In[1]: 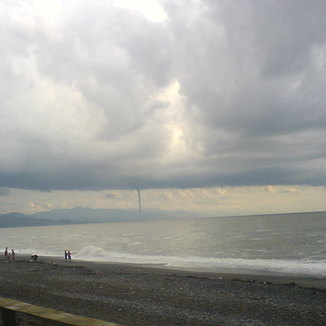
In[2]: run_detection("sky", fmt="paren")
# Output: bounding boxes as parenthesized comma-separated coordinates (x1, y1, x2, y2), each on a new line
(1, 0, 326, 216)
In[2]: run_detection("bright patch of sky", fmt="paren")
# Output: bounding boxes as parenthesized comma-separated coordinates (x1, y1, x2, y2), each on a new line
(112, 0, 168, 22)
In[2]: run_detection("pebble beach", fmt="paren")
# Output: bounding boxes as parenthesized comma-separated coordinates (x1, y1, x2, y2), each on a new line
(0, 255, 325, 326)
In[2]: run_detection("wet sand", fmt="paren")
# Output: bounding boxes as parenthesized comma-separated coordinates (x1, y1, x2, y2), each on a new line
(0, 255, 325, 325)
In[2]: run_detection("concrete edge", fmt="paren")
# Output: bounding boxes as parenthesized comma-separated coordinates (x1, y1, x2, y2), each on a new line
(0, 296, 122, 326)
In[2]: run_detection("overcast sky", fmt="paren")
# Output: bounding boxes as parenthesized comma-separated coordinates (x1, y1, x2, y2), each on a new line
(1, 0, 326, 215)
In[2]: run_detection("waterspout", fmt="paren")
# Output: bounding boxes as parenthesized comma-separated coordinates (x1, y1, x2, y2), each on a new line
(136, 189, 142, 218)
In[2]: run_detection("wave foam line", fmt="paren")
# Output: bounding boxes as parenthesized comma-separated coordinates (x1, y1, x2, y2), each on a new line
(73, 246, 326, 277)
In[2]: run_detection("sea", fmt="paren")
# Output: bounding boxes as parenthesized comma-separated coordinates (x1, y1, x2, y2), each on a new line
(1, 212, 326, 277)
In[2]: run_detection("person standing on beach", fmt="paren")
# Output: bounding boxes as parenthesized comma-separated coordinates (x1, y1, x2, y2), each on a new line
(68, 250, 71, 260)
(11, 249, 15, 260)
(4, 247, 8, 260)
(64, 250, 68, 260)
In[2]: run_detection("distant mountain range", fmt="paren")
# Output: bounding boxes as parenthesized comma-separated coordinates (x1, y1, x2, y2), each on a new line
(0, 207, 196, 228)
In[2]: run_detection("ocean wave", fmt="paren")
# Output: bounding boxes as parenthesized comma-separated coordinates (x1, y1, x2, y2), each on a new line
(74, 245, 107, 258)
(73, 246, 326, 277)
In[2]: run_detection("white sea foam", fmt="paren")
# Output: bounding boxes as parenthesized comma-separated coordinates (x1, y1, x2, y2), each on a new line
(73, 245, 326, 277)
(74, 245, 107, 258)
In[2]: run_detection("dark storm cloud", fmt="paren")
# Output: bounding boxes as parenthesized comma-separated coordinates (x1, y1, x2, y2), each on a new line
(0, 0, 326, 191)
(165, 0, 326, 134)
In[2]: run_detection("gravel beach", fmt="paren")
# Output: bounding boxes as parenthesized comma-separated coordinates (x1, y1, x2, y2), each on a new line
(0, 255, 325, 326)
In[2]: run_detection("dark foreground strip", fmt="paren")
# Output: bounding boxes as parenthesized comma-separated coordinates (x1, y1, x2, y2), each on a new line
(0, 296, 121, 326)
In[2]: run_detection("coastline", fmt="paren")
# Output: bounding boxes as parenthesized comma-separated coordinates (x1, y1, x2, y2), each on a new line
(1, 254, 325, 325)
(41, 254, 326, 290)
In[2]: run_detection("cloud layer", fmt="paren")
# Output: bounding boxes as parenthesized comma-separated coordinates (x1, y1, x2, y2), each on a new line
(1, 0, 326, 191)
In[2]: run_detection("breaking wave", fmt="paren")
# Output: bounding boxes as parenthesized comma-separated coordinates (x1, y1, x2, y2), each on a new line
(74, 245, 326, 277)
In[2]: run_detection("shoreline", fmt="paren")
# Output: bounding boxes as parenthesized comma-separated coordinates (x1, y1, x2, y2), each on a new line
(12, 247, 326, 278)
(1, 254, 326, 325)
(29, 254, 326, 290)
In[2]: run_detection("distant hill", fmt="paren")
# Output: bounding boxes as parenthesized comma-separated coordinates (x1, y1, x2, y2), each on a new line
(1, 208, 325, 228)
(0, 207, 196, 228)
(0, 212, 74, 228)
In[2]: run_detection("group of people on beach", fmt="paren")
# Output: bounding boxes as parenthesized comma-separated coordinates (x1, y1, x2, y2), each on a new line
(4, 247, 74, 262)
(4, 247, 15, 260)
(4, 247, 73, 261)
(64, 250, 72, 260)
